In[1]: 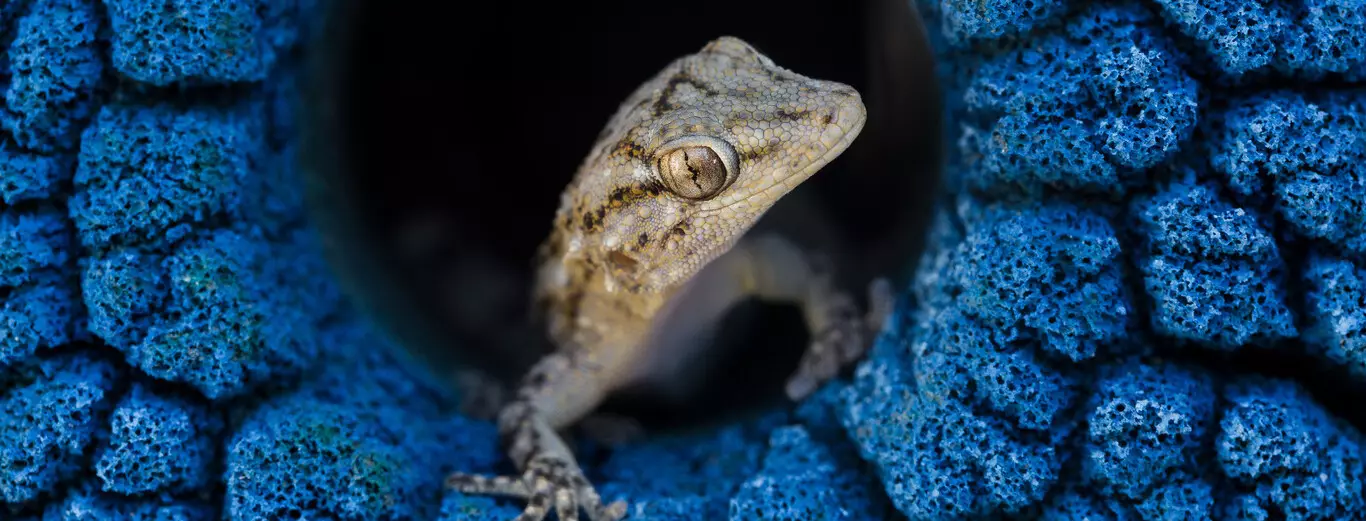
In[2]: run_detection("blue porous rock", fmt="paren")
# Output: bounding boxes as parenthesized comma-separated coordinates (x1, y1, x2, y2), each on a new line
(2, 0, 105, 153)
(225, 396, 437, 520)
(1207, 90, 1366, 254)
(1217, 377, 1366, 519)
(728, 425, 887, 520)
(958, 3, 1199, 198)
(1078, 359, 1219, 518)
(1129, 173, 1298, 350)
(103, 0, 307, 86)
(0, 272, 81, 366)
(0, 208, 73, 289)
(0, 149, 70, 205)
(0, 351, 121, 506)
(0, 208, 79, 365)
(69, 102, 263, 251)
(1302, 252, 1366, 379)
(226, 321, 480, 521)
(78, 247, 166, 350)
(81, 226, 323, 399)
(589, 412, 786, 519)
(437, 495, 525, 521)
(937, 0, 1068, 46)
(40, 478, 213, 521)
(1149, 0, 1366, 81)
(93, 382, 223, 495)
(839, 199, 1138, 519)
(945, 202, 1133, 363)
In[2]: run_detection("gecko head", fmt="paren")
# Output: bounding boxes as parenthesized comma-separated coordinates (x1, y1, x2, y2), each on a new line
(551, 36, 866, 292)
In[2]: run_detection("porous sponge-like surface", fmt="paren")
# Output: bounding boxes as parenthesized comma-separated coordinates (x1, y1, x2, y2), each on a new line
(833, 0, 1366, 519)
(2, 0, 1365, 520)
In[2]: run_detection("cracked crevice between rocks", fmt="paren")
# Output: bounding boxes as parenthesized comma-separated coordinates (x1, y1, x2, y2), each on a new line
(306, 0, 941, 432)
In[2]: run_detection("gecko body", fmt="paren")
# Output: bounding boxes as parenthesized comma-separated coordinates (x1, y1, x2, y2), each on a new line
(445, 36, 891, 521)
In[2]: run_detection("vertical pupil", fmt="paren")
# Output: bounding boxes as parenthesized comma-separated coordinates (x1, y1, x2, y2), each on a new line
(684, 147, 721, 188)
(661, 145, 727, 199)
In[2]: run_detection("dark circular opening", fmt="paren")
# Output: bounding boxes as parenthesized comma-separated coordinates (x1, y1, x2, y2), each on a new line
(308, 0, 943, 430)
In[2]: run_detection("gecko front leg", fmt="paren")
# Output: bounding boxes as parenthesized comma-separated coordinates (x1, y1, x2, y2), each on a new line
(726, 234, 895, 401)
(445, 350, 628, 521)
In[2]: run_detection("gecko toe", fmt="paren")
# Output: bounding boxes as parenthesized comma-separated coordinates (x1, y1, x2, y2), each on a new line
(554, 486, 578, 521)
(446, 472, 530, 497)
(865, 276, 895, 332)
(445, 457, 623, 521)
(785, 278, 889, 401)
(785, 319, 863, 400)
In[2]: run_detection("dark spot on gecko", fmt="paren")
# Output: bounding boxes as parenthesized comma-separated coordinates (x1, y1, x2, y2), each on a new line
(774, 108, 808, 121)
(821, 111, 834, 125)
(581, 209, 603, 231)
(741, 147, 772, 161)
(652, 72, 718, 116)
(610, 139, 646, 160)
(636, 232, 650, 248)
(606, 180, 664, 207)
(669, 220, 690, 237)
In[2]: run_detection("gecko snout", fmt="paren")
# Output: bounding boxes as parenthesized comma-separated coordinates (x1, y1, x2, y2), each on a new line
(816, 85, 867, 152)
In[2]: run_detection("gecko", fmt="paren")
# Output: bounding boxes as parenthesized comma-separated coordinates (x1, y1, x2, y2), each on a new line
(444, 36, 893, 521)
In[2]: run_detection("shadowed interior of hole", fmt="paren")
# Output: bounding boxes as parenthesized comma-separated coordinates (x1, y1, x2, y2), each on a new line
(329, 0, 943, 430)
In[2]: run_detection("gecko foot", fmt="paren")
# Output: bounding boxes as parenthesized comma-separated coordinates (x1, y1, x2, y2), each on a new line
(446, 457, 628, 521)
(784, 276, 896, 401)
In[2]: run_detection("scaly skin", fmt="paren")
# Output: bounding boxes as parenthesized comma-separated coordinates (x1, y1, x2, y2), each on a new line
(445, 36, 890, 521)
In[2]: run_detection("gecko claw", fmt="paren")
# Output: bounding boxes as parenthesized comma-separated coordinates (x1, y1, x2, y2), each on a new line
(445, 456, 627, 521)
(784, 276, 896, 402)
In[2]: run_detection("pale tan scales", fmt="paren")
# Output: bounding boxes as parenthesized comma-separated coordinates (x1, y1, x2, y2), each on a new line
(445, 36, 892, 521)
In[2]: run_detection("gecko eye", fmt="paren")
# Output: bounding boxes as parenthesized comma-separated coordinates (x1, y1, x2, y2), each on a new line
(655, 136, 739, 200)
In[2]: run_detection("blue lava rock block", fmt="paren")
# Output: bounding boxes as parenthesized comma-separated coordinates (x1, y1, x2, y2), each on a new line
(841, 304, 1071, 520)
(590, 412, 787, 519)
(1081, 360, 1218, 513)
(93, 381, 222, 495)
(945, 202, 1133, 362)
(0, 208, 73, 288)
(0, 351, 121, 506)
(41, 478, 214, 521)
(1217, 377, 1366, 519)
(79, 246, 167, 350)
(0, 208, 80, 366)
(1208, 90, 1366, 255)
(1151, 0, 1366, 81)
(1130, 173, 1298, 349)
(224, 395, 440, 521)
(0, 272, 81, 366)
(2, 0, 105, 153)
(123, 227, 319, 399)
(937, 0, 1068, 46)
(0, 148, 71, 205)
(1302, 252, 1366, 379)
(958, 3, 1199, 198)
(104, 0, 285, 86)
(69, 102, 262, 251)
(728, 425, 883, 521)
(437, 495, 525, 521)
(227, 321, 483, 521)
